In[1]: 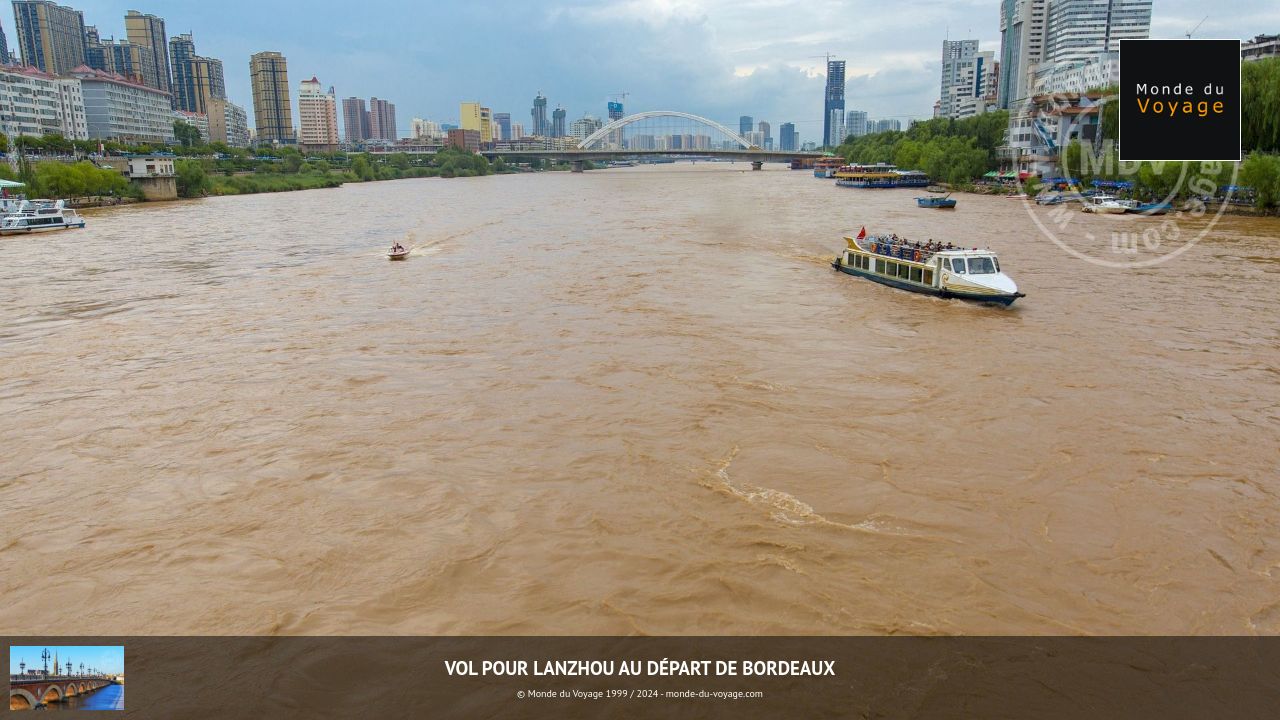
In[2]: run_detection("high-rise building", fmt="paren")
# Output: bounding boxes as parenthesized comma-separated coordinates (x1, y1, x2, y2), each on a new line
(368, 97, 395, 141)
(509, 121, 524, 139)
(778, 122, 797, 152)
(531, 92, 547, 136)
(207, 96, 250, 147)
(0, 17, 9, 64)
(823, 58, 845, 147)
(298, 76, 338, 152)
(342, 97, 369, 142)
(83, 24, 107, 71)
(480, 106, 492, 144)
(459, 101, 481, 135)
(872, 118, 901, 133)
(410, 118, 441, 140)
(997, 0, 1048, 109)
(738, 115, 752, 137)
(939, 39, 996, 119)
(756, 120, 771, 150)
(1044, 0, 1151, 66)
(843, 110, 868, 139)
(13, 0, 87, 75)
(249, 51, 294, 144)
(106, 39, 160, 91)
(551, 106, 566, 137)
(169, 33, 194, 110)
(124, 10, 170, 95)
(569, 115, 602, 142)
(493, 112, 510, 141)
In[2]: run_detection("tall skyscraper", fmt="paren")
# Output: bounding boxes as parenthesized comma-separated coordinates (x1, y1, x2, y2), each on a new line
(551, 106, 566, 137)
(342, 97, 369, 142)
(1044, 0, 1151, 66)
(368, 97, 396, 141)
(823, 58, 845, 147)
(939, 39, 995, 119)
(738, 115, 753, 137)
(298, 76, 339, 152)
(169, 33, 195, 110)
(493, 112, 511, 142)
(124, 10, 170, 95)
(510, 122, 524, 139)
(844, 110, 868, 139)
(13, 0, 86, 75)
(778, 122, 797, 152)
(756, 120, 771, 150)
(0, 18, 9, 64)
(997, 0, 1048, 108)
(105, 38, 160, 89)
(249, 51, 294, 144)
(480, 106, 492, 144)
(531, 92, 547, 136)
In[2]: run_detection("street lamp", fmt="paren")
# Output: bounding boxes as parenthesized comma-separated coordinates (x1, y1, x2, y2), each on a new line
(19, 659, 25, 676)
(41, 648, 50, 677)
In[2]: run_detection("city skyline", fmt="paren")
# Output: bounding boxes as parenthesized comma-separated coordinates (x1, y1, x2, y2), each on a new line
(0, 0, 1275, 138)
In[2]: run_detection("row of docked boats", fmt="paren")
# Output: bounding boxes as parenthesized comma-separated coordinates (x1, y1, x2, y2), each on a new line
(0, 198, 86, 235)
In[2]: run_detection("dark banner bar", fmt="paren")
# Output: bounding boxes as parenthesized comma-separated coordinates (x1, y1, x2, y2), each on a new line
(6, 637, 1280, 718)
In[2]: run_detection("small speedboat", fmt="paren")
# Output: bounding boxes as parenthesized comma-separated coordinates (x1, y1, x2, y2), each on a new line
(1036, 194, 1065, 205)
(916, 195, 956, 209)
(1081, 195, 1134, 214)
(1127, 202, 1172, 215)
(388, 245, 410, 260)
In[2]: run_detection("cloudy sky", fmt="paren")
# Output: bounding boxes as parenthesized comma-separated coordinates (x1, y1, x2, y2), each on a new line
(25, 0, 1280, 143)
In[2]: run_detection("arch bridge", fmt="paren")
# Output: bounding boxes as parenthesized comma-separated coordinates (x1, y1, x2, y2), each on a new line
(10, 676, 116, 711)
(480, 110, 822, 170)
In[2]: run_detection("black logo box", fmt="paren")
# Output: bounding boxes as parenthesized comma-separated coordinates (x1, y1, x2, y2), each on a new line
(1120, 39, 1241, 162)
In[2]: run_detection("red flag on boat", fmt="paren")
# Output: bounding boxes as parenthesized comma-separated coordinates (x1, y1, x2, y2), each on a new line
(856, 226, 866, 240)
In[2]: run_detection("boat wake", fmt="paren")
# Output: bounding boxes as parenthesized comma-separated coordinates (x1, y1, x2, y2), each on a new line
(701, 445, 955, 542)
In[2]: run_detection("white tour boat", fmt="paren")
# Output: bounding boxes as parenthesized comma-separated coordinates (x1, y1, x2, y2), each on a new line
(1081, 195, 1135, 214)
(0, 199, 86, 235)
(832, 230, 1024, 306)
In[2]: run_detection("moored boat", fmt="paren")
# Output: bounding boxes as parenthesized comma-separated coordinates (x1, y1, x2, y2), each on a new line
(916, 195, 957, 209)
(831, 229, 1023, 306)
(1081, 194, 1134, 214)
(0, 199, 86, 235)
(1127, 201, 1172, 215)
(813, 158, 843, 178)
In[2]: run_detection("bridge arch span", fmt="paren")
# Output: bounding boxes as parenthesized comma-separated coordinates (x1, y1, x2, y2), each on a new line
(40, 684, 64, 704)
(65, 682, 79, 697)
(578, 111, 758, 151)
(10, 689, 38, 711)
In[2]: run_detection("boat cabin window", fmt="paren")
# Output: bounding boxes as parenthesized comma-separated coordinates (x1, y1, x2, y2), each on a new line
(896, 264, 909, 279)
(967, 257, 996, 274)
(950, 258, 966, 274)
(910, 267, 923, 283)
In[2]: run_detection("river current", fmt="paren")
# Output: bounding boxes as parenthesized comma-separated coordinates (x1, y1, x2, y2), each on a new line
(1, 164, 1277, 635)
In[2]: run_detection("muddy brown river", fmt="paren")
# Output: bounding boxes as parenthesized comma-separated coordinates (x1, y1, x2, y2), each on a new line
(1, 164, 1277, 635)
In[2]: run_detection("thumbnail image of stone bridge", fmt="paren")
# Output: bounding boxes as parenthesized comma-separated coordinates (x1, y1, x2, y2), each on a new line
(10, 675, 119, 710)
(480, 111, 822, 170)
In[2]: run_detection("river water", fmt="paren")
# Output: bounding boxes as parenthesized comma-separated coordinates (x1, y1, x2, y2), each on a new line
(1, 164, 1277, 635)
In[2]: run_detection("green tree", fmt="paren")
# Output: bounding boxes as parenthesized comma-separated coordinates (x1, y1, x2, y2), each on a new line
(1242, 58, 1280, 153)
(175, 159, 212, 198)
(350, 154, 375, 181)
(1240, 152, 1280, 209)
(173, 120, 202, 147)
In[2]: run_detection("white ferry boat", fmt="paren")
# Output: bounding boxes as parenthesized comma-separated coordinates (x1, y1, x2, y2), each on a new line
(0, 199, 86, 234)
(831, 230, 1024, 306)
(1081, 195, 1134, 214)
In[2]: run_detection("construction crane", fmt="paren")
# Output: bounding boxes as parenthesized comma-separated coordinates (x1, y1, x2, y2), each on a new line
(1186, 15, 1208, 39)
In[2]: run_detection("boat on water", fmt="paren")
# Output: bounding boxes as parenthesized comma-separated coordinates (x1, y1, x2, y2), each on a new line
(831, 229, 1024, 306)
(1127, 201, 1172, 215)
(0, 199, 86, 235)
(813, 158, 843, 178)
(1081, 194, 1134, 214)
(1036, 194, 1066, 205)
(834, 163, 897, 188)
(388, 243, 410, 260)
(916, 195, 957, 209)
